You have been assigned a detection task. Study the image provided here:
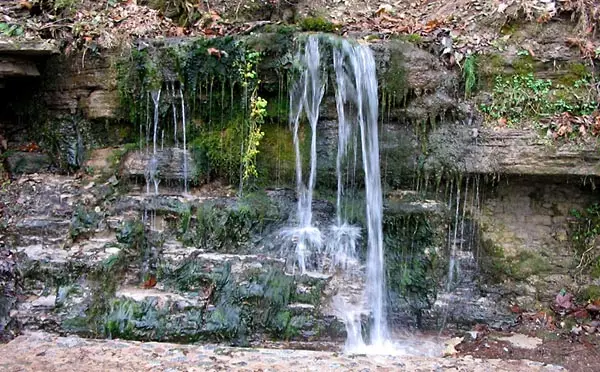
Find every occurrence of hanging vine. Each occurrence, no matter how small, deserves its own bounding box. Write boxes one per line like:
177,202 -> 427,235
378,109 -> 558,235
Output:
237,50 -> 267,193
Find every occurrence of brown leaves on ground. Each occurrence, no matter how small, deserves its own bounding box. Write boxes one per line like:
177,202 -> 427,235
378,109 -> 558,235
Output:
566,37 -> 598,58
543,111 -> 600,140
0,1 -> 232,50
142,274 -> 157,289
17,142 -> 40,152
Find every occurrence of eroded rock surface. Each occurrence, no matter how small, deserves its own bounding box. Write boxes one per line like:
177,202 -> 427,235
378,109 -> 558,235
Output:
0,331 -> 566,372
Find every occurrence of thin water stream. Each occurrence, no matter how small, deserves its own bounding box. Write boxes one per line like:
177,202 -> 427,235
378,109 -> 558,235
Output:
287,35 -> 390,351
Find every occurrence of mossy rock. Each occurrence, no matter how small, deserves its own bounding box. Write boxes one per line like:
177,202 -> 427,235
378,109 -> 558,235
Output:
299,16 -> 340,33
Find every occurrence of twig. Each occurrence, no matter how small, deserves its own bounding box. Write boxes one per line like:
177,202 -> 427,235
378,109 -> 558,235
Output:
38,18 -> 73,31
237,21 -> 272,35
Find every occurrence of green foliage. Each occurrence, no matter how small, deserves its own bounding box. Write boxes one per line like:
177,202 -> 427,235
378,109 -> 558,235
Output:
107,143 -> 139,175
463,54 -> 477,99
70,206 -> 101,241
578,285 -> 600,302
104,299 -> 139,339
190,128 -> 239,184
243,95 -> 266,181
480,73 -> 598,126
0,22 -> 24,37
236,50 -> 266,191
380,41 -> 407,98
299,16 -> 340,33
102,298 -> 175,341
384,214 -> 438,325
116,38 -> 271,190
179,196 -> 280,250
570,203 -> 600,277
505,252 -> 553,280
116,219 -> 146,251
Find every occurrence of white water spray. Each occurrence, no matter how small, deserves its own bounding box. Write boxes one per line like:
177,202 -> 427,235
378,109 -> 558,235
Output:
179,85 -> 189,194
287,35 -> 389,350
147,89 -> 161,195
287,36 -> 326,273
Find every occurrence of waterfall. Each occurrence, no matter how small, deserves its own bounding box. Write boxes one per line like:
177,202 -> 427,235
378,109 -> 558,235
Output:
179,85 -> 189,194
287,36 -> 325,274
147,89 -> 161,195
340,39 -> 388,347
171,82 -> 178,148
287,35 -> 389,350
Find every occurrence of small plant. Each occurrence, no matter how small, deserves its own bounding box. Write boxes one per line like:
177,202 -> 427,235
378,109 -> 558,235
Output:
462,54 -> 477,99
243,95 -> 266,181
570,203 -> 600,277
0,23 -> 24,37
402,33 -> 423,44
70,206 -> 101,241
480,73 -> 598,127
237,50 -> 267,192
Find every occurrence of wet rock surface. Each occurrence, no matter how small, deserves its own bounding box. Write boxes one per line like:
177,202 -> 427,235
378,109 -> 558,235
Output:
0,250 -> 20,342
0,331 -> 566,372
0,173 -> 347,344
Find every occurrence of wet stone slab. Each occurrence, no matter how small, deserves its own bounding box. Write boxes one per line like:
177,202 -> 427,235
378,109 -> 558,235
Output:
0,331 -> 566,372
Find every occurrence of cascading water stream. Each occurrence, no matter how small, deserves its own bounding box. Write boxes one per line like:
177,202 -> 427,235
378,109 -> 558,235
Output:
171,82 -> 178,148
341,39 -> 388,347
287,35 -> 389,351
179,85 -> 189,194
147,89 -> 161,195
287,36 -> 325,274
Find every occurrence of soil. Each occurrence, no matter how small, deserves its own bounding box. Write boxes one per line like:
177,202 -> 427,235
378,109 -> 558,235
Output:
454,320 -> 600,372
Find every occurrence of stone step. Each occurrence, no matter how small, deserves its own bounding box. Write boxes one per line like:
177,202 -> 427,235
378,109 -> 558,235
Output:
120,148 -> 195,183
14,217 -> 71,239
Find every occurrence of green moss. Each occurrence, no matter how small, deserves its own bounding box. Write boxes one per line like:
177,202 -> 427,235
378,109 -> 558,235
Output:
69,206 -> 101,241
175,197 -> 281,251
463,54 -> 478,98
400,33 -> 423,44
500,22 -> 518,35
577,285 -> 600,302
482,248 -> 553,282
478,239 -> 509,282
256,123 -> 295,186
205,305 -> 242,340
477,53 -> 506,88
107,143 -> 138,175
103,299 -> 140,339
512,54 -> 536,74
381,41 -> 407,97
384,213 -> 441,325
508,252 -> 553,280
299,16 -> 340,33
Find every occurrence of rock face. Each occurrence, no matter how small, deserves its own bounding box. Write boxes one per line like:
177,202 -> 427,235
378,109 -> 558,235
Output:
40,52 -> 119,118
120,148 -> 197,184
5,152 -> 53,175
0,250 -> 20,342
463,129 -> 600,177
476,177 -> 597,309
0,173 -> 346,344
0,40 -> 58,81
0,31 -> 598,343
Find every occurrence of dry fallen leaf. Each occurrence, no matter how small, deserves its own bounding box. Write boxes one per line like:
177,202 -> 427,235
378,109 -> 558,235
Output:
207,47 -> 222,59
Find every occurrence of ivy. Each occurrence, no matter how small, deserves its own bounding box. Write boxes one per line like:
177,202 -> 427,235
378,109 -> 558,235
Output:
0,23 -> 24,37
480,73 -> 598,127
